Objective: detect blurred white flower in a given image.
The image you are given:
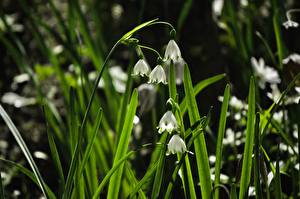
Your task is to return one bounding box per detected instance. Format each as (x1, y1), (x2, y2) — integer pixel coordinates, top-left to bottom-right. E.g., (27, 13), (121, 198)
(223, 128), (235, 145)
(132, 59), (150, 77)
(88, 66), (128, 93)
(1, 92), (36, 108)
(240, 0), (248, 7)
(158, 111), (178, 134)
(212, 0), (224, 17)
(111, 3), (123, 20)
(164, 40), (182, 62)
(137, 84), (157, 114)
(167, 134), (187, 154)
(218, 95), (245, 110)
(251, 57), (281, 89)
(148, 65), (167, 84)
(295, 86), (300, 94)
(283, 53), (300, 64)
(267, 84), (300, 104)
(283, 20), (299, 29)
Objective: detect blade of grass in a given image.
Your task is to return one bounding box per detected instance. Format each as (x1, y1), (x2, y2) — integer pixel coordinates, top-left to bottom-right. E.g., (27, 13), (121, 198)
(180, 73), (226, 115)
(44, 106), (66, 192)
(168, 61), (197, 199)
(151, 133), (169, 199)
(239, 76), (256, 199)
(254, 113), (262, 199)
(275, 146), (282, 199)
(230, 183), (237, 199)
(272, 9), (285, 70)
(0, 158), (56, 199)
(183, 64), (212, 199)
(92, 151), (135, 199)
(214, 84), (230, 199)
(129, 161), (159, 199)
(107, 89), (138, 199)
(176, 0), (193, 39)
(0, 105), (49, 198)
(76, 108), (103, 187)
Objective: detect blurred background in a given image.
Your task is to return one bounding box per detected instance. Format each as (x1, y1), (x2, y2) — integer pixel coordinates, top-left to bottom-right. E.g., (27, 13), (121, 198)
(1, 0), (300, 198)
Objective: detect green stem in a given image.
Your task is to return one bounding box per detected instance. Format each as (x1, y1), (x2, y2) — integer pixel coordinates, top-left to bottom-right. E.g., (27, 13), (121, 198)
(138, 44), (162, 59)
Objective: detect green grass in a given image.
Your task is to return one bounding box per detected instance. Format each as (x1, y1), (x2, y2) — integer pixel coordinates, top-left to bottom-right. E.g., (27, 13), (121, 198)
(1, 0), (300, 198)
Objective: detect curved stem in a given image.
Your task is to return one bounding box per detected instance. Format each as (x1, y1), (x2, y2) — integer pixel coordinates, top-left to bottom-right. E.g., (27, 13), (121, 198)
(286, 9), (300, 19)
(138, 44), (162, 58)
(149, 21), (175, 30)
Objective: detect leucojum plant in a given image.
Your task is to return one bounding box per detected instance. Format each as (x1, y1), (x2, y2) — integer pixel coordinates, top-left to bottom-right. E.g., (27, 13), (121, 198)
(1, 13), (300, 199)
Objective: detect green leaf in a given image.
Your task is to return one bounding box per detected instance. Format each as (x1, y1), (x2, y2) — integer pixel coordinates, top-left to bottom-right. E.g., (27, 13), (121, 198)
(0, 158), (56, 199)
(239, 77), (256, 199)
(230, 183), (237, 199)
(177, 0), (193, 37)
(120, 19), (158, 41)
(151, 133), (168, 199)
(254, 113), (262, 199)
(0, 105), (50, 199)
(214, 84), (230, 199)
(92, 151), (136, 199)
(129, 162), (159, 199)
(183, 64), (212, 199)
(275, 150), (282, 199)
(107, 89), (139, 199)
(44, 106), (65, 192)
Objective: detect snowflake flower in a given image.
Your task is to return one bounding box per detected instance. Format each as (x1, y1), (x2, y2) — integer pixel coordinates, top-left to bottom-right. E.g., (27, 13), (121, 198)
(148, 65), (167, 84)
(283, 20), (299, 29)
(132, 59), (151, 77)
(158, 111), (178, 134)
(164, 40), (182, 63)
(167, 134), (187, 154)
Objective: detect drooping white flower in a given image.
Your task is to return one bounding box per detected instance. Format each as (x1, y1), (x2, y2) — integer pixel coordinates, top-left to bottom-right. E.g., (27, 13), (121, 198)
(148, 65), (167, 84)
(283, 53), (300, 64)
(167, 134), (187, 154)
(283, 20), (299, 29)
(158, 111), (178, 134)
(251, 57), (281, 89)
(132, 59), (151, 77)
(164, 40), (182, 62)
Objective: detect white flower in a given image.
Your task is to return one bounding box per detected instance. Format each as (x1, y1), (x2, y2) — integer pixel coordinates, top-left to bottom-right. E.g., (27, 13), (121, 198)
(212, 0), (224, 17)
(283, 20), (299, 29)
(251, 57), (281, 89)
(167, 134), (187, 154)
(158, 111), (178, 133)
(267, 84), (300, 104)
(164, 40), (182, 62)
(148, 65), (167, 84)
(283, 53), (300, 64)
(132, 59), (150, 77)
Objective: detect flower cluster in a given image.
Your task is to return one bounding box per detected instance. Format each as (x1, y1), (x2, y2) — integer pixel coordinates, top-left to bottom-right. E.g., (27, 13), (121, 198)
(132, 39), (185, 85)
(157, 110), (187, 155)
(132, 36), (187, 155)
